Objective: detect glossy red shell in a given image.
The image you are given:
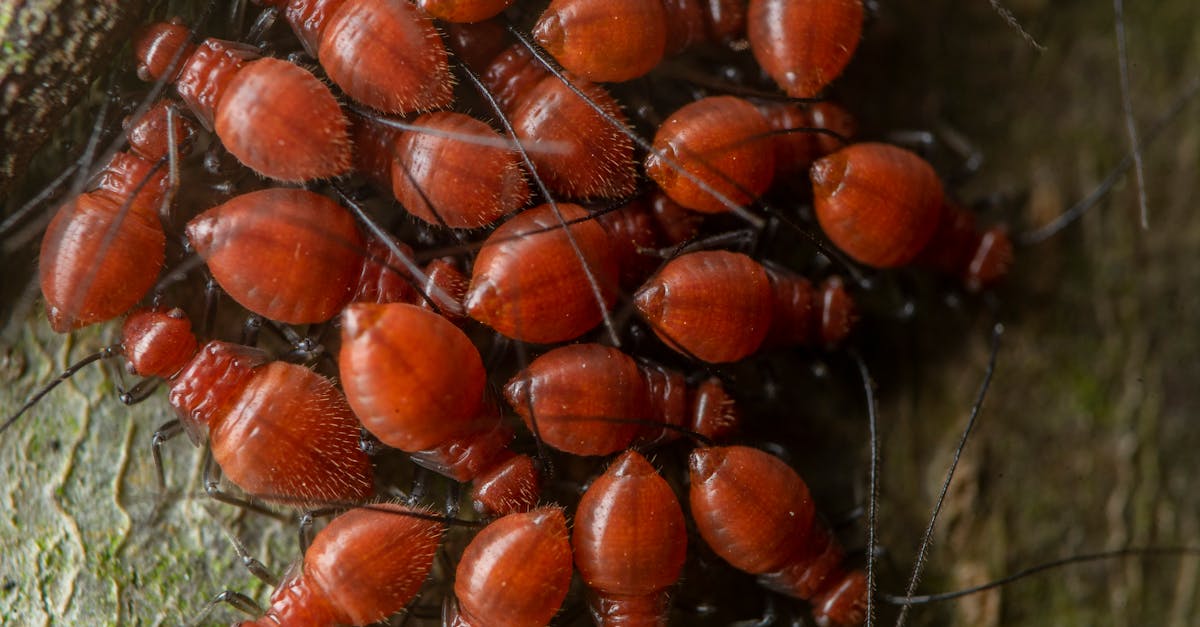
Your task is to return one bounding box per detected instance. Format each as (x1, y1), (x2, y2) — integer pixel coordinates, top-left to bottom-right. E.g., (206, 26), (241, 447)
(169, 342), (374, 505)
(187, 188), (365, 324)
(452, 507), (573, 627)
(811, 142), (944, 268)
(533, 0), (667, 82)
(121, 308), (197, 378)
(339, 303), (487, 452)
(504, 343), (647, 456)
(390, 112), (530, 228)
(634, 250), (773, 363)
(466, 203), (620, 343)
(316, 0), (454, 113)
(573, 451), (686, 626)
(243, 505), (443, 626)
(748, 0), (863, 98)
(39, 154), (167, 332)
(215, 57), (352, 181)
(646, 96), (776, 214)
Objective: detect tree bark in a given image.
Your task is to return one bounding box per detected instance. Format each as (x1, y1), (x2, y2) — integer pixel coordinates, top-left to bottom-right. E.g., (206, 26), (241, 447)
(0, 0), (150, 202)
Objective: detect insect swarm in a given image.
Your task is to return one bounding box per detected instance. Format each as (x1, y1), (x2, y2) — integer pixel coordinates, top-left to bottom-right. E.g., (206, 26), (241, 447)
(1, 1), (1199, 626)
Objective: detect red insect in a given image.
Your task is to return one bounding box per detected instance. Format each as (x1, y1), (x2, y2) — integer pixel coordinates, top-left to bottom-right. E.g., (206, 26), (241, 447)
(417, 0), (515, 23)
(482, 44), (637, 200)
(134, 19), (351, 181)
(504, 343), (738, 456)
(634, 250), (856, 363)
(338, 302), (540, 515)
(689, 445), (867, 626)
(39, 100), (194, 332)
(260, 0), (454, 114)
(187, 187), (462, 323)
(465, 202), (620, 344)
(646, 95), (777, 215)
(532, 0), (747, 82)
(569, 451), (687, 624)
(758, 100), (858, 184)
(235, 504), (443, 626)
(748, 0), (864, 98)
(352, 112), (530, 229)
(573, 450), (687, 626)
(595, 190), (706, 289)
(123, 307), (374, 505)
(447, 506), (573, 627)
(811, 142), (1013, 290)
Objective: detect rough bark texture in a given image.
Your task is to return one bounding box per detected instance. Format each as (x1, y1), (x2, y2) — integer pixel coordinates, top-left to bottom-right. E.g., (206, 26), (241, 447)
(1, 0), (1198, 625)
(0, 0), (151, 202)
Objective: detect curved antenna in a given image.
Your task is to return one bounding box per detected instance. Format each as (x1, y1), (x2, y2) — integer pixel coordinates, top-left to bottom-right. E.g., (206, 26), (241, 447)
(0, 161), (83, 247)
(55, 156), (168, 325)
(881, 545), (1200, 606)
(1112, 0), (1148, 229)
(3, 3), (209, 251)
(1, 344), (120, 434)
(349, 105), (569, 155)
(894, 323), (1003, 627)
(849, 348), (880, 627)
(1019, 76), (1200, 245)
(0, 64), (118, 247)
(508, 338), (557, 483)
(330, 183), (465, 318)
(654, 59), (831, 103)
(987, 0), (1046, 51)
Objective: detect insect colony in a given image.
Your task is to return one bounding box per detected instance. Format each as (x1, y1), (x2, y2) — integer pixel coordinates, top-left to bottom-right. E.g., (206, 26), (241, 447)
(5, 0), (1193, 625)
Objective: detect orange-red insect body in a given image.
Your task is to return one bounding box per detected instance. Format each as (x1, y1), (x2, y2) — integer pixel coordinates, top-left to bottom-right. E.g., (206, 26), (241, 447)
(504, 343), (738, 456)
(748, 0), (864, 98)
(237, 505), (443, 626)
(418, 0), (515, 23)
(646, 96), (777, 214)
(811, 143), (1013, 289)
(689, 446), (867, 626)
(483, 44), (637, 200)
(448, 507), (573, 627)
(758, 100), (857, 184)
(810, 142), (943, 268)
(353, 112), (530, 228)
(533, 0), (746, 82)
(597, 192), (704, 290)
(261, 0), (454, 114)
(533, 0), (667, 83)
(122, 308), (374, 505)
(38, 101), (192, 332)
(466, 202), (620, 344)
(188, 188), (456, 323)
(134, 20), (351, 181)
(634, 250), (855, 363)
(187, 188), (366, 324)
(915, 200), (1014, 291)
(573, 451), (686, 626)
(339, 303), (539, 515)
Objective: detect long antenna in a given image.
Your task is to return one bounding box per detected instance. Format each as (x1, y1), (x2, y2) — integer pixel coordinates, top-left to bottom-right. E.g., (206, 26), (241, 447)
(850, 348), (881, 627)
(1019, 76), (1200, 245)
(894, 323), (1003, 627)
(882, 546), (1200, 606)
(1112, 0), (1149, 229)
(1, 345), (120, 434)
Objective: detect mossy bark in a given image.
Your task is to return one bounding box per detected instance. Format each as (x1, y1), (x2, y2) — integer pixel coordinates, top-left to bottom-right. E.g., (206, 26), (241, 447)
(0, 0), (151, 202)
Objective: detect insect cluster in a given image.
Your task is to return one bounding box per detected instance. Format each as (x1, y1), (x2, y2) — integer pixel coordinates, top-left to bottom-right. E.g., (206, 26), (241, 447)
(12, 0), (1164, 625)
